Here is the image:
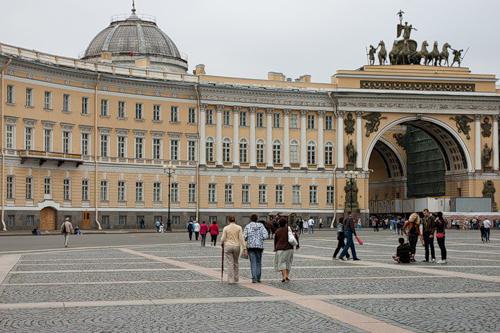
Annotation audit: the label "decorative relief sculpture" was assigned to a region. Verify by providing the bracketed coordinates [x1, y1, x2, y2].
[346, 139, 357, 165]
[344, 113, 355, 135]
[482, 180, 497, 211]
[450, 115, 473, 140]
[481, 117, 492, 137]
[482, 144, 492, 170]
[360, 80, 475, 92]
[363, 112, 386, 137]
[344, 179, 359, 211]
[393, 133, 407, 150]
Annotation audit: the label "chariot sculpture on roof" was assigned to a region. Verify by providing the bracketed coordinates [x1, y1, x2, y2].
[367, 10, 467, 67]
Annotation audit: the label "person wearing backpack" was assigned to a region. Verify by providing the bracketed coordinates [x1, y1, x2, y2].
[420, 209, 436, 263]
[186, 220, 194, 240]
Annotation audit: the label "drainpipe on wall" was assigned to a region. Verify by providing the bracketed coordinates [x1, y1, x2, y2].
[94, 74, 102, 230]
[0, 58, 12, 232]
[327, 91, 338, 228]
[194, 84, 201, 223]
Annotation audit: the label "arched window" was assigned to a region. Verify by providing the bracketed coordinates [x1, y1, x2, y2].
[206, 137, 214, 162]
[239, 139, 248, 163]
[223, 138, 231, 163]
[307, 141, 316, 165]
[325, 142, 334, 165]
[273, 140, 281, 164]
[256, 139, 265, 164]
[290, 140, 299, 164]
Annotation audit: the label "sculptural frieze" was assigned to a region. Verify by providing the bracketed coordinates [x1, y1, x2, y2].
[393, 133, 407, 150]
[481, 117, 492, 137]
[344, 112, 355, 135]
[346, 139, 357, 165]
[450, 115, 473, 140]
[362, 112, 386, 137]
[482, 144, 492, 170]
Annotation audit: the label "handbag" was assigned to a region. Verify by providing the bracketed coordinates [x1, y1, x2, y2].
[288, 227, 298, 246]
[436, 232, 445, 239]
[355, 235, 364, 245]
[240, 248, 249, 259]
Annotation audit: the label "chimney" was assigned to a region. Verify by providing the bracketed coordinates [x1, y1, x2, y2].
[268, 72, 286, 81]
[194, 64, 206, 75]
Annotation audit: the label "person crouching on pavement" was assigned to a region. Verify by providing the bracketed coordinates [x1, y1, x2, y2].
[392, 237, 411, 263]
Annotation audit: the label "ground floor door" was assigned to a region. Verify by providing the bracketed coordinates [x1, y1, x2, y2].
[40, 207, 57, 230]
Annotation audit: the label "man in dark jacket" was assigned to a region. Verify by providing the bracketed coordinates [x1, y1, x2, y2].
[420, 209, 436, 262]
[393, 237, 411, 263]
[338, 212, 360, 261]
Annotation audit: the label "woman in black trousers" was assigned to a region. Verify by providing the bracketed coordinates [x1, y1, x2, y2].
[435, 212, 447, 264]
[333, 217, 350, 259]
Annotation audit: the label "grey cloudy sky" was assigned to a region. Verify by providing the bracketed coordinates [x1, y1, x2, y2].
[1, 0, 499, 83]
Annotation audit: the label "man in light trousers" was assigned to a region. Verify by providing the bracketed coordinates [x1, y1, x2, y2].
[61, 217, 74, 248]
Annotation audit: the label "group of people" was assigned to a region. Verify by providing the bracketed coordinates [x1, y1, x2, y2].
[186, 220, 220, 246]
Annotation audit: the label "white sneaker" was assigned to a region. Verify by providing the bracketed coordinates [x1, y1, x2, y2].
[431, 258, 436, 263]
[437, 259, 447, 264]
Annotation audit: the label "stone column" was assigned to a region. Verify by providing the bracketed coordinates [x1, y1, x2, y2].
[216, 105, 223, 166]
[475, 114, 481, 171]
[232, 108, 240, 167]
[356, 111, 363, 169]
[283, 109, 290, 169]
[336, 111, 345, 169]
[493, 115, 499, 171]
[249, 107, 256, 168]
[300, 110, 307, 169]
[266, 108, 273, 168]
[199, 105, 206, 165]
[317, 111, 325, 170]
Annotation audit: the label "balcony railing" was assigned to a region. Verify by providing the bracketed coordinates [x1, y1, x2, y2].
[18, 150, 84, 167]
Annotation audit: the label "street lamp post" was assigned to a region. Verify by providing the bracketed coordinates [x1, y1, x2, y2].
[163, 163, 176, 232]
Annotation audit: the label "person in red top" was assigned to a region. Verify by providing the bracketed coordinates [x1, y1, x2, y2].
[209, 221, 219, 247]
[199, 221, 209, 247]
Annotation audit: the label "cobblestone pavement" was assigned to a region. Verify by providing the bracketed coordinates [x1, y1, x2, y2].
[0, 230, 499, 332]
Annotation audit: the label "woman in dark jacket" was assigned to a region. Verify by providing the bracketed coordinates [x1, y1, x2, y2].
[274, 218, 294, 282]
[435, 212, 447, 264]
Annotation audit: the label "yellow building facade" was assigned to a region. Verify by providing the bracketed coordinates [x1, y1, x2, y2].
[1, 9, 499, 230]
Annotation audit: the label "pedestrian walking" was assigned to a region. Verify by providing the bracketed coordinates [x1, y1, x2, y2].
[483, 218, 492, 242]
[420, 209, 436, 263]
[155, 219, 161, 233]
[221, 216, 245, 284]
[199, 221, 208, 247]
[193, 220, 200, 240]
[209, 221, 219, 246]
[187, 220, 194, 240]
[308, 217, 315, 234]
[159, 221, 164, 233]
[60, 217, 74, 248]
[403, 213, 420, 262]
[274, 218, 296, 282]
[243, 214, 269, 283]
[302, 218, 309, 234]
[338, 212, 360, 261]
[333, 217, 350, 259]
[298, 218, 304, 234]
[435, 212, 447, 264]
[139, 217, 145, 229]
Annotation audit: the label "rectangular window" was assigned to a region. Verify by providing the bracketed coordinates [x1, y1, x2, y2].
[256, 142, 264, 163]
[273, 113, 280, 128]
[44, 128, 52, 152]
[44, 91, 52, 110]
[118, 101, 126, 119]
[308, 143, 316, 165]
[117, 136, 126, 158]
[206, 110, 214, 125]
[239, 112, 247, 127]
[208, 183, 216, 203]
[118, 181, 126, 201]
[224, 184, 233, 203]
[256, 112, 264, 127]
[5, 124, 14, 149]
[100, 99, 108, 116]
[172, 216, 180, 225]
[292, 185, 301, 204]
[309, 185, 318, 204]
[100, 180, 108, 201]
[206, 140, 214, 162]
[119, 215, 127, 225]
[101, 215, 109, 226]
[7, 215, 15, 227]
[170, 139, 179, 161]
[6, 85, 14, 104]
[6, 176, 13, 199]
[25, 127, 33, 150]
[307, 114, 315, 129]
[135, 181, 144, 202]
[171, 183, 179, 202]
[62, 131, 71, 154]
[81, 97, 89, 115]
[275, 184, 284, 204]
[81, 133, 89, 156]
[325, 144, 334, 165]
[100, 134, 109, 157]
[25, 177, 33, 200]
[170, 106, 178, 122]
[188, 107, 196, 124]
[135, 103, 143, 119]
[325, 115, 333, 130]
[63, 94, 70, 112]
[44, 177, 51, 195]
[188, 183, 196, 203]
[135, 137, 143, 159]
[242, 184, 250, 204]
[153, 182, 161, 202]
[153, 138, 162, 160]
[258, 184, 267, 204]
[223, 111, 231, 126]
[290, 143, 298, 163]
[290, 113, 298, 129]
[63, 178, 71, 201]
[239, 140, 247, 163]
[81, 179, 89, 201]
[327, 185, 334, 205]
[153, 104, 161, 121]
[25, 88, 33, 107]
[25, 215, 34, 227]
[188, 140, 196, 161]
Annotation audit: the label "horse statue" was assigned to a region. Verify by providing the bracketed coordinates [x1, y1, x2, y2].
[418, 40, 432, 65]
[377, 40, 387, 65]
[389, 41, 399, 65]
[430, 41, 440, 66]
[399, 40, 411, 65]
[439, 42, 451, 66]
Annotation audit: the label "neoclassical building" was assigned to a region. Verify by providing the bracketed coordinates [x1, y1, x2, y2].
[1, 7, 499, 230]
